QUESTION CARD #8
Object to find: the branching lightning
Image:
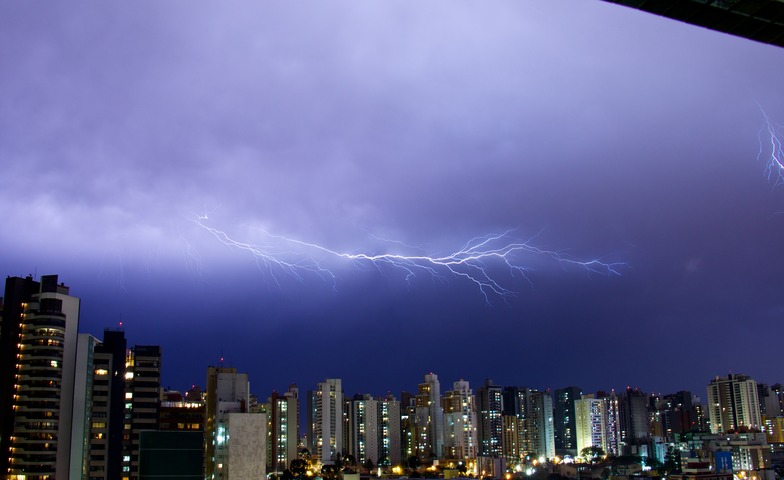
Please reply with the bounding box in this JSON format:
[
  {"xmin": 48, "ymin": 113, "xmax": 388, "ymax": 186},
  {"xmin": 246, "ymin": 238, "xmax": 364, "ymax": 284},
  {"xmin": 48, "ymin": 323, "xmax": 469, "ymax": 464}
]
[
  {"xmin": 193, "ymin": 219, "xmax": 625, "ymax": 304},
  {"xmin": 757, "ymin": 103, "xmax": 784, "ymax": 187}
]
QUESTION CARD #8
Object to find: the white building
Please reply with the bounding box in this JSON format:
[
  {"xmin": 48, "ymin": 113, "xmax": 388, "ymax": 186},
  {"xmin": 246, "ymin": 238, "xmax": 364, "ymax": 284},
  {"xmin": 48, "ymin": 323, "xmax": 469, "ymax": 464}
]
[
  {"xmin": 226, "ymin": 412, "xmax": 267, "ymax": 480},
  {"xmin": 308, "ymin": 379, "xmax": 343, "ymax": 463},
  {"xmin": 346, "ymin": 394, "xmax": 401, "ymax": 465},
  {"xmin": 707, "ymin": 374, "xmax": 762, "ymax": 434},
  {"xmin": 443, "ymin": 380, "xmax": 478, "ymax": 460}
]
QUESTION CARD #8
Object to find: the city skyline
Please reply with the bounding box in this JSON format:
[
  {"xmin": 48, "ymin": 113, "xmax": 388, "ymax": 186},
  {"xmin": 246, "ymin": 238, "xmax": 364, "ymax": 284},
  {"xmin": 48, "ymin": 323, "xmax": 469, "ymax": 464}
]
[
  {"xmin": 1, "ymin": 1, "xmax": 784, "ymax": 400},
  {"xmin": 3, "ymin": 276, "xmax": 779, "ymax": 480}
]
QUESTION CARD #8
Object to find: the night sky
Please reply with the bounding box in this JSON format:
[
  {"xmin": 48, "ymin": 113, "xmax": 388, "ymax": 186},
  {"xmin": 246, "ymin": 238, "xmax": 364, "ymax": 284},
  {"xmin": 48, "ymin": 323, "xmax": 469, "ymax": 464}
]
[{"xmin": 2, "ymin": 1, "xmax": 783, "ymax": 401}]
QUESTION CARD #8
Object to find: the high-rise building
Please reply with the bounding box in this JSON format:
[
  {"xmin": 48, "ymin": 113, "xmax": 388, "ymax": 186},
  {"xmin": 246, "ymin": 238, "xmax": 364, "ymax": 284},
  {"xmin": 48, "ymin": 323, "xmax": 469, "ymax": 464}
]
[
  {"xmin": 205, "ymin": 367, "xmax": 250, "ymax": 479},
  {"xmin": 770, "ymin": 384, "xmax": 784, "ymax": 416},
  {"xmin": 500, "ymin": 386, "xmax": 527, "ymax": 464},
  {"xmin": 594, "ymin": 391, "xmax": 620, "ymax": 455},
  {"xmin": 477, "ymin": 379, "xmax": 503, "ymax": 458},
  {"xmin": 574, "ymin": 394, "xmax": 620, "ymax": 457},
  {"xmin": 0, "ymin": 275, "xmax": 81, "ymax": 479},
  {"xmin": 88, "ymin": 329, "xmax": 128, "ymax": 480},
  {"xmin": 554, "ymin": 386, "xmax": 581, "ymax": 457},
  {"xmin": 123, "ymin": 345, "xmax": 162, "ymax": 478},
  {"xmin": 414, "ymin": 374, "xmax": 444, "ymax": 460},
  {"xmin": 225, "ymin": 412, "xmax": 267, "ymax": 480},
  {"xmin": 575, "ymin": 396, "xmax": 604, "ymax": 455},
  {"xmin": 707, "ymin": 374, "xmax": 762, "ymax": 434},
  {"xmin": 528, "ymin": 390, "xmax": 555, "ymax": 460},
  {"xmin": 307, "ymin": 379, "xmax": 343, "ymax": 464},
  {"xmin": 400, "ymin": 392, "xmax": 417, "ymax": 462},
  {"xmin": 71, "ymin": 333, "xmax": 100, "ymax": 480},
  {"xmin": 618, "ymin": 388, "xmax": 649, "ymax": 450},
  {"xmin": 442, "ymin": 380, "xmax": 478, "ymax": 461},
  {"xmin": 757, "ymin": 384, "xmax": 782, "ymax": 418},
  {"xmin": 346, "ymin": 394, "xmax": 367, "ymax": 464},
  {"xmin": 346, "ymin": 393, "xmax": 401, "ymax": 466},
  {"xmin": 378, "ymin": 394, "xmax": 402, "ymax": 466},
  {"xmin": 650, "ymin": 390, "xmax": 701, "ymax": 440},
  {"xmin": 159, "ymin": 388, "xmax": 205, "ymax": 432},
  {"xmin": 268, "ymin": 385, "xmax": 299, "ymax": 473},
  {"xmin": 0, "ymin": 275, "xmax": 40, "ymax": 477},
  {"xmin": 502, "ymin": 387, "xmax": 555, "ymax": 461},
  {"xmin": 501, "ymin": 414, "xmax": 518, "ymax": 465}
]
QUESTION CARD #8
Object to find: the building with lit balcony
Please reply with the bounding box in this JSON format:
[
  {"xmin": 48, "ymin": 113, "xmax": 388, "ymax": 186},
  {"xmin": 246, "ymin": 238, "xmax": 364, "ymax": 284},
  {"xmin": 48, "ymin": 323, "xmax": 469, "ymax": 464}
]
[
  {"xmin": 0, "ymin": 275, "xmax": 81, "ymax": 480},
  {"xmin": 477, "ymin": 379, "xmax": 503, "ymax": 458},
  {"xmin": 415, "ymin": 373, "xmax": 444, "ymax": 460},
  {"xmin": 159, "ymin": 388, "xmax": 205, "ymax": 432},
  {"xmin": 502, "ymin": 387, "xmax": 555, "ymax": 461},
  {"xmin": 122, "ymin": 345, "xmax": 162, "ymax": 478},
  {"xmin": 346, "ymin": 393, "xmax": 402, "ymax": 466},
  {"xmin": 87, "ymin": 329, "xmax": 128, "ymax": 479},
  {"xmin": 443, "ymin": 380, "xmax": 478, "ymax": 461},
  {"xmin": 307, "ymin": 378, "xmax": 343, "ymax": 464},
  {"xmin": 268, "ymin": 385, "xmax": 299, "ymax": 473}
]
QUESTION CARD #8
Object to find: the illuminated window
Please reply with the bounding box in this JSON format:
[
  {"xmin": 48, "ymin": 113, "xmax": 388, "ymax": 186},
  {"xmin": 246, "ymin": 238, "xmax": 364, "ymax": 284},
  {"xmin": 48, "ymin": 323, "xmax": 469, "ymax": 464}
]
[{"xmin": 95, "ymin": 369, "xmax": 109, "ymax": 376}]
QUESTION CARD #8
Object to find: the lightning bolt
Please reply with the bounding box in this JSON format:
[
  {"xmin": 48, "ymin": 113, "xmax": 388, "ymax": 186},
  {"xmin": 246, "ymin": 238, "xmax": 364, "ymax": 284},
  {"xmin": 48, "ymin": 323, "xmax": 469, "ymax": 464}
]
[
  {"xmin": 193, "ymin": 219, "xmax": 625, "ymax": 304},
  {"xmin": 757, "ymin": 103, "xmax": 784, "ymax": 187}
]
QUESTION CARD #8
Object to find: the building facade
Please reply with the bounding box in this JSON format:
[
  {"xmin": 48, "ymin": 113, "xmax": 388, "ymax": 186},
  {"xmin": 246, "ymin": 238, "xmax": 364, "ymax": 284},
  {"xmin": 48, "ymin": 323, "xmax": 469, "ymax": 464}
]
[
  {"xmin": 0, "ymin": 275, "xmax": 81, "ymax": 480},
  {"xmin": 205, "ymin": 367, "xmax": 250, "ymax": 479},
  {"xmin": 442, "ymin": 380, "xmax": 478, "ymax": 461},
  {"xmin": 415, "ymin": 374, "xmax": 444, "ymax": 460},
  {"xmin": 554, "ymin": 386, "xmax": 581, "ymax": 457},
  {"xmin": 707, "ymin": 374, "xmax": 762, "ymax": 434},
  {"xmin": 268, "ymin": 385, "xmax": 299, "ymax": 473},
  {"xmin": 308, "ymin": 378, "xmax": 343, "ymax": 464},
  {"xmin": 477, "ymin": 379, "xmax": 503, "ymax": 458}
]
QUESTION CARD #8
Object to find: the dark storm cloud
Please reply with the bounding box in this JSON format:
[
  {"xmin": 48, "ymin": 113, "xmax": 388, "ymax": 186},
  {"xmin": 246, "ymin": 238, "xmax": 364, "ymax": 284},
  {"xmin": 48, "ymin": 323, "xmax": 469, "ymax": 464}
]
[{"xmin": 1, "ymin": 1, "xmax": 783, "ymax": 396}]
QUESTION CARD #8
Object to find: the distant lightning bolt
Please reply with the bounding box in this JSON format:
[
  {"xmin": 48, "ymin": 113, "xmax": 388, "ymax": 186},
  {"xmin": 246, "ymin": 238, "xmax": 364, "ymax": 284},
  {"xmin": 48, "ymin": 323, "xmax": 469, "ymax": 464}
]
[
  {"xmin": 757, "ymin": 103, "xmax": 784, "ymax": 187},
  {"xmin": 193, "ymin": 219, "xmax": 625, "ymax": 304}
]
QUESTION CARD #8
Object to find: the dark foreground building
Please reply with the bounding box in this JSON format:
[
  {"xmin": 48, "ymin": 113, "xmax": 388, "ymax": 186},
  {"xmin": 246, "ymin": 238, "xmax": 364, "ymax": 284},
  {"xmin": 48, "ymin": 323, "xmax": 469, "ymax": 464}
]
[{"xmin": 138, "ymin": 431, "xmax": 203, "ymax": 480}]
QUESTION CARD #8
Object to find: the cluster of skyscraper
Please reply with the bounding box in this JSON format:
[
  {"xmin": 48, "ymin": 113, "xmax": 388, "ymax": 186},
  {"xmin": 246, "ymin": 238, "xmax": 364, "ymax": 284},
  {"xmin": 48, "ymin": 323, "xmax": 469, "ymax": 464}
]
[{"xmin": 2, "ymin": 275, "xmax": 784, "ymax": 480}]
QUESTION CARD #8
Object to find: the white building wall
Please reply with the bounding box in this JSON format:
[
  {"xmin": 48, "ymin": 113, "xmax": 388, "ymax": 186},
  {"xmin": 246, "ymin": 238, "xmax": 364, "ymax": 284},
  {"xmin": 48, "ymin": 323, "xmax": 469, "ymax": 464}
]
[
  {"xmin": 55, "ymin": 292, "xmax": 81, "ymax": 479},
  {"xmin": 227, "ymin": 412, "xmax": 267, "ymax": 480},
  {"xmin": 214, "ymin": 372, "xmax": 250, "ymax": 479}
]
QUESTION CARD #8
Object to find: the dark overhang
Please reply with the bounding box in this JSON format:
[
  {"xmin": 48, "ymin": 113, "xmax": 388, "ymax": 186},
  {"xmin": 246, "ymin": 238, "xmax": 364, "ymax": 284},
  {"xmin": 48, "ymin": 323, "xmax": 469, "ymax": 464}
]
[{"xmin": 602, "ymin": 0, "xmax": 784, "ymax": 48}]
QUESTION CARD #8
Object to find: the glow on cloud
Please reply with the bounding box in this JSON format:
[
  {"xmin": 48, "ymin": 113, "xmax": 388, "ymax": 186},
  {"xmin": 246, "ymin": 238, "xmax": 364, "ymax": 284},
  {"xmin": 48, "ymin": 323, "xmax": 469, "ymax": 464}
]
[{"xmin": 193, "ymin": 219, "xmax": 625, "ymax": 304}]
